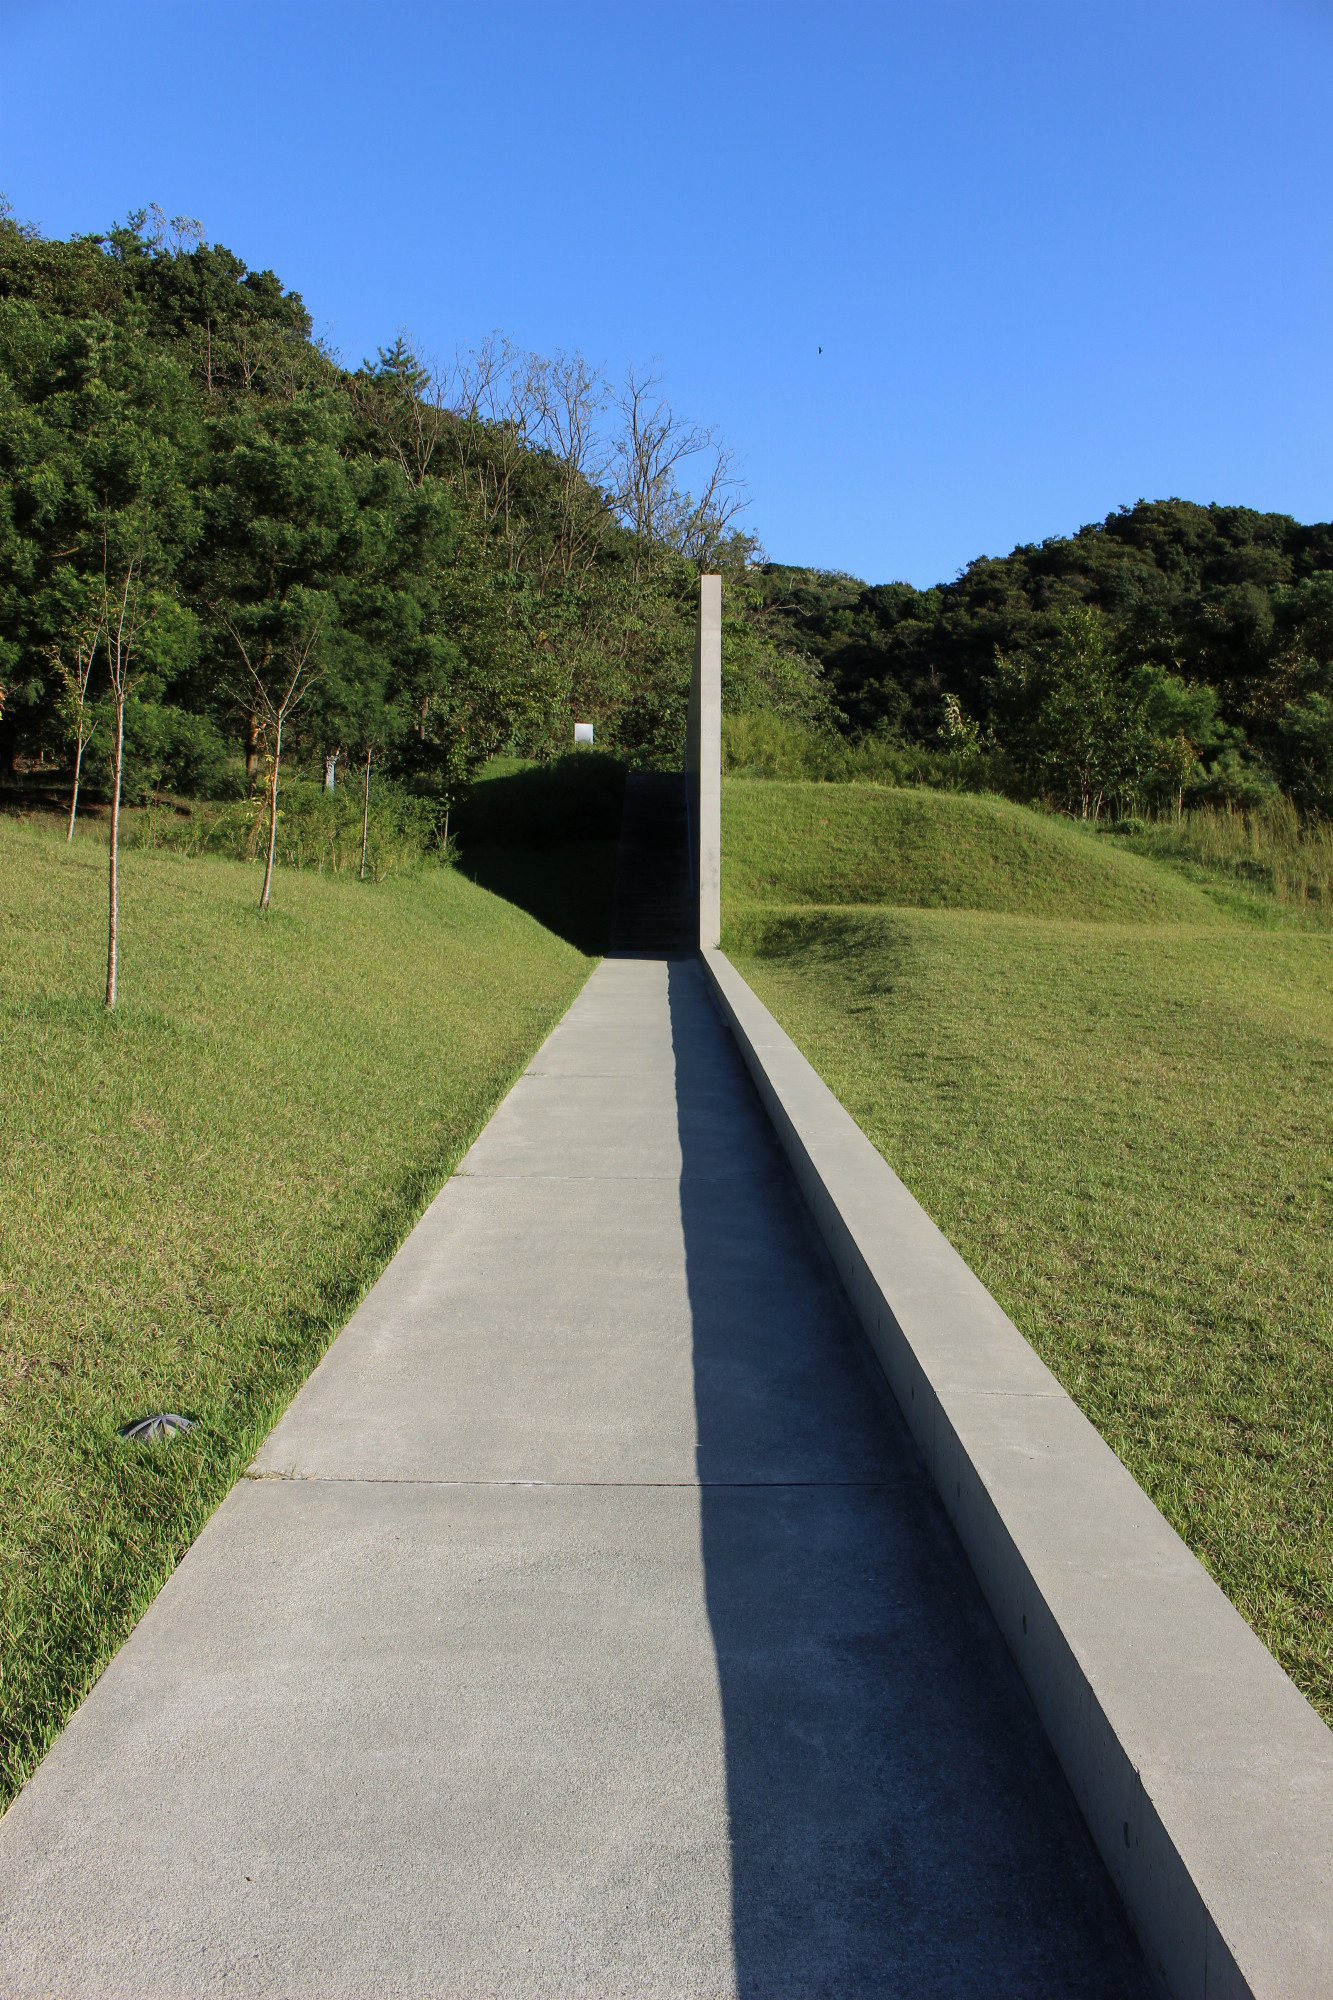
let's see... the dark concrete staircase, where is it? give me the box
[608,772,696,955]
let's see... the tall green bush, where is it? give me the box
[721,710,1009,792]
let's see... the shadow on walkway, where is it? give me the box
[665,958,1149,1998]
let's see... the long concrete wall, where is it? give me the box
[700,946,1333,2000]
[685,575,721,950]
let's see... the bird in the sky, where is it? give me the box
[818,346,822,354]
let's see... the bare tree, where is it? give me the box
[135,203,204,255]
[225,614,325,910]
[351,335,453,488]
[192,314,335,406]
[609,368,745,579]
[669,450,749,569]
[360,334,742,601]
[529,351,615,587]
[102,549,145,1009]
[50,606,103,841]
[446,336,545,571]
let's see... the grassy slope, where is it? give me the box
[0,821,594,1805]
[725,779,1223,922]
[723,782,1333,1719]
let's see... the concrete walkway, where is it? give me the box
[0,956,1148,1997]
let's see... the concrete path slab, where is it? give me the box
[0,956,1150,1997]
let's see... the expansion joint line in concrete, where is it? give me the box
[242,1473,899,1489]
[453,1172,790,1184]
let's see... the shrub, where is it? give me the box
[123,775,443,880]
[721,711,1010,792]
[1107,797,1333,916]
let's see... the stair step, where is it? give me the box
[608,773,696,955]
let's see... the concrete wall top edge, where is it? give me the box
[688,578,721,951]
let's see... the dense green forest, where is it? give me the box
[0,202,823,815]
[761,501,1333,817]
[6,200,1333,826]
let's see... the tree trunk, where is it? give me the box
[359,745,373,880]
[67,729,85,842]
[105,698,125,1008]
[324,751,338,792]
[260,720,282,911]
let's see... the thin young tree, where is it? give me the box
[103,549,145,1009]
[225,610,325,910]
[50,606,104,840]
[350,681,395,882]
[359,739,374,880]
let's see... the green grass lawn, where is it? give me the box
[0,819,595,1807]
[723,781,1333,1720]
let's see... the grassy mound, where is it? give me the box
[723,780,1221,923]
[0,821,594,1806]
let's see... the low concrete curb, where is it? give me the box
[702,946,1333,2000]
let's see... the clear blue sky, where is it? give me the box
[3,0,1331,585]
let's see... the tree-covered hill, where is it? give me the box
[7,198,1333,825]
[760,500,1333,816]
[0,203,825,806]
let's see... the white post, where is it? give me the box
[686,574,722,950]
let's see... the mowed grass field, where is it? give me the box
[723,780,1333,1720]
[0,819,594,1806]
